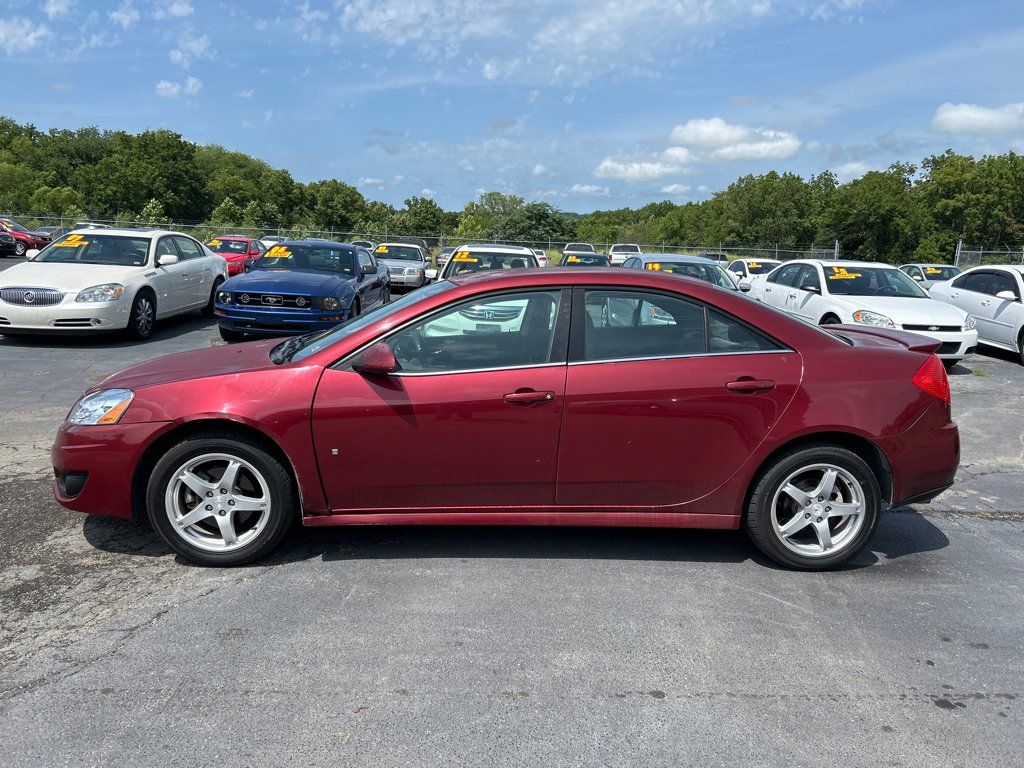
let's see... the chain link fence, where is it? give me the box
[954,240,1024,268]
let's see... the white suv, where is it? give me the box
[608,243,642,266]
[749,260,978,364]
[0,229,227,339]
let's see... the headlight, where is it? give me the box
[852,310,895,328]
[316,296,341,311]
[217,291,233,304]
[75,283,124,303]
[407,267,424,275]
[68,388,134,425]
[963,314,976,331]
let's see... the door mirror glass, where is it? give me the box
[738,280,751,292]
[424,268,437,281]
[352,342,397,375]
[249,248,261,256]
[912,274,923,281]
[25,248,40,260]
[157,253,179,266]
[360,263,376,276]
[996,290,1019,301]
[244,260,253,272]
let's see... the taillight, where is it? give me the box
[912,355,950,404]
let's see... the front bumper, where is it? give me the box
[0,297,131,332]
[214,304,349,336]
[387,271,425,288]
[899,327,978,360]
[52,420,172,520]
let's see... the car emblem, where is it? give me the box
[484,309,495,320]
[240,293,250,303]
[263,295,283,305]
[295,297,306,307]
[23,291,35,304]
[928,326,939,331]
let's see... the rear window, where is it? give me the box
[563,254,610,266]
[208,238,249,254]
[745,260,780,274]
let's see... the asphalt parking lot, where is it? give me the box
[0,255,1021,767]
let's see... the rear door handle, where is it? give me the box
[788,292,797,299]
[727,379,776,393]
[981,300,991,306]
[504,390,555,405]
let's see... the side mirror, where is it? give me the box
[249,248,261,256]
[800,284,820,294]
[912,274,924,281]
[360,263,376,276]
[996,290,1019,301]
[351,342,397,375]
[425,268,438,282]
[25,248,40,260]
[157,254,179,266]
[738,281,752,293]
[244,261,253,273]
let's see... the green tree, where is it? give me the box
[28,186,84,215]
[140,198,167,226]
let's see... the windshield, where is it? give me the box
[253,244,356,275]
[824,265,927,297]
[922,265,960,280]
[563,254,610,266]
[34,233,150,266]
[1,220,29,233]
[375,244,422,261]
[285,280,457,364]
[442,250,538,278]
[646,261,736,290]
[746,260,780,274]
[207,238,250,254]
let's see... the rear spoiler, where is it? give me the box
[826,324,941,354]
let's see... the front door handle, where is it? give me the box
[727,378,776,393]
[504,389,555,405]
[788,292,797,299]
[981,300,991,306]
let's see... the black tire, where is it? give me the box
[1018,329,1024,366]
[819,315,842,325]
[351,298,361,318]
[146,432,297,566]
[202,278,224,318]
[744,443,881,570]
[382,286,392,304]
[126,290,156,340]
[219,325,246,343]
[14,241,26,257]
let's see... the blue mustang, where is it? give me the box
[214,239,390,341]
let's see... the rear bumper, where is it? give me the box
[885,401,960,506]
[52,420,172,520]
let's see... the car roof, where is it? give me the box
[736,257,781,263]
[448,267,727,289]
[966,264,1024,274]
[797,259,893,269]
[377,242,422,248]
[901,262,958,268]
[454,243,535,254]
[275,239,355,249]
[639,253,715,264]
[65,227,180,238]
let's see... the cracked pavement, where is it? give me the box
[0,257,1021,766]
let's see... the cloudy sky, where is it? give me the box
[2,0,1023,211]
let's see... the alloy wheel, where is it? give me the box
[135,297,154,336]
[770,463,866,557]
[164,452,272,553]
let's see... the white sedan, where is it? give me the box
[748,260,978,364]
[929,265,1024,364]
[725,257,781,288]
[0,229,226,339]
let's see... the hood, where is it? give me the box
[97,338,283,391]
[0,261,148,292]
[222,269,352,295]
[379,258,423,269]
[830,294,968,324]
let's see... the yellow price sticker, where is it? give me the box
[567,255,581,263]
[645,262,663,271]
[54,234,88,248]
[748,262,760,268]
[827,266,861,280]
[266,245,292,258]
[375,246,389,254]
[453,252,477,262]
[925,267,941,274]
[208,239,222,247]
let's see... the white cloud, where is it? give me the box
[834,161,874,182]
[0,18,50,54]
[239,88,255,98]
[169,34,214,68]
[420,188,437,197]
[532,164,548,176]
[241,120,252,129]
[109,1,140,28]
[671,117,800,159]
[298,2,329,22]
[154,1,194,19]
[569,184,609,196]
[660,183,691,194]
[43,0,73,20]
[595,158,682,182]
[931,102,1024,135]
[154,76,202,98]
[662,146,694,164]
[358,177,384,186]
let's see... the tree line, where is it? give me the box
[2,116,1022,262]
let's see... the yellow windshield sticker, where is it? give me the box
[748,262,760,268]
[828,266,861,280]
[375,246,389,253]
[925,267,941,274]
[567,255,581,263]
[208,239,222,248]
[54,234,88,248]
[645,262,663,271]
[453,252,477,263]
[266,245,292,258]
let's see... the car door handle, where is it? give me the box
[981,300,991,306]
[788,292,797,299]
[765,287,772,293]
[727,378,776,393]
[503,390,555,405]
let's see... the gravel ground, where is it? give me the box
[0,254,1021,767]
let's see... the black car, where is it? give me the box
[0,232,17,257]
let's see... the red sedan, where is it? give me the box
[52,269,959,569]
[206,235,265,275]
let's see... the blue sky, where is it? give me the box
[2,0,1024,212]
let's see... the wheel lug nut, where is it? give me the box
[825,506,832,513]
[206,492,213,498]
[228,500,235,506]
[816,516,823,522]
[804,501,811,507]
[205,505,212,511]
[817,496,823,502]
[804,512,811,519]
[218,510,226,516]
[220,489,227,494]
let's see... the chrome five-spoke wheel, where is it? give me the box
[165,453,272,552]
[770,464,865,557]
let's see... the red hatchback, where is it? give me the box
[52,269,959,568]
[206,235,265,275]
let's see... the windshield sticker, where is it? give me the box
[748,262,760,268]
[645,262,663,271]
[925,267,942,274]
[54,234,88,248]
[453,252,477,263]
[567,255,581,263]
[266,245,292,258]
[375,246,389,254]
[828,266,861,280]
[208,239,222,248]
